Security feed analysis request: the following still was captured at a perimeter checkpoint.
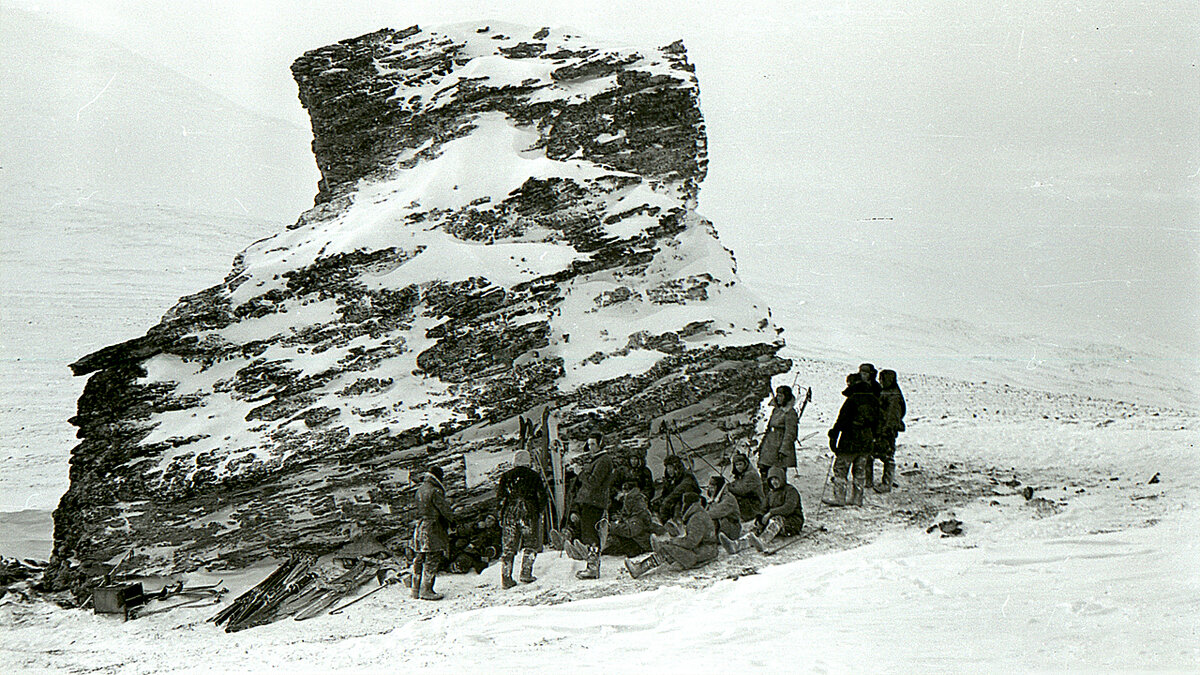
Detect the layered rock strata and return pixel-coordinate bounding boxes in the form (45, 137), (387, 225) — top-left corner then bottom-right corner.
(49, 23), (788, 591)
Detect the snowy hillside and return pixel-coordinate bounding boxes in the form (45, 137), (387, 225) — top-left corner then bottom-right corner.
(48, 24), (787, 588)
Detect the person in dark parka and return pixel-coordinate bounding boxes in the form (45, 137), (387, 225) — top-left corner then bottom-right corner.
(825, 374), (880, 507)
(496, 450), (548, 588)
(728, 453), (766, 521)
(604, 480), (660, 557)
(412, 465), (455, 600)
(654, 454), (700, 523)
(874, 369), (907, 493)
(757, 385), (798, 480)
(573, 431), (615, 579)
(626, 453), (657, 502)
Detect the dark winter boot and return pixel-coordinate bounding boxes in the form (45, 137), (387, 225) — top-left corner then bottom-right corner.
(575, 547), (601, 579)
(863, 457), (875, 490)
(875, 459), (895, 493)
(500, 558), (517, 590)
(719, 532), (751, 554)
(822, 483), (847, 507)
(848, 484), (864, 507)
(410, 561), (421, 599)
(624, 553), (663, 579)
(419, 563), (443, 601)
(519, 550), (537, 583)
(748, 518), (782, 552)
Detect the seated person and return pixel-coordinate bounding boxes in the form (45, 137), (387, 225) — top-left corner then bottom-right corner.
(720, 467), (804, 553)
(728, 453), (766, 522)
(626, 491), (719, 578)
(705, 475), (742, 540)
(653, 454), (700, 524)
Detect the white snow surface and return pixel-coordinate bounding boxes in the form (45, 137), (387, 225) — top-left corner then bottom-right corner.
(4, 398), (1197, 672)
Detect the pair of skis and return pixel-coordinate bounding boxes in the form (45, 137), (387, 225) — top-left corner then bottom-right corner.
(210, 554), (318, 632)
(518, 406), (566, 536)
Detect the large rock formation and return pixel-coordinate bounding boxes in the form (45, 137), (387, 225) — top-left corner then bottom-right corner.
(49, 23), (788, 591)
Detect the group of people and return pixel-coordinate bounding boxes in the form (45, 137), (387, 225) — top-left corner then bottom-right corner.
(824, 363), (907, 507)
(404, 366), (905, 600)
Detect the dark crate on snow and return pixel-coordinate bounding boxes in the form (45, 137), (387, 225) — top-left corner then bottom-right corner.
(92, 582), (144, 619)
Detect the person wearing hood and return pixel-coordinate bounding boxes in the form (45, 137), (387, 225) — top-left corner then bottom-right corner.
(573, 430), (615, 579)
(653, 454), (700, 523)
(705, 475), (742, 540)
(757, 385), (798, 480)
(728, 453), (766, 521)
(874, 369), (907, 493)
(825, 373), (880, 507)
(720, 467), (803, 553)
(626, 491), (719, 578)
(496, 450), (548, 589)
(626, 452), (656, 502)
(412, 465), (455, 600)
(604, 479), (660, 556)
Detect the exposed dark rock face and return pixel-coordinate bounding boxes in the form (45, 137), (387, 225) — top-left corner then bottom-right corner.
(48, 23), (787, 595)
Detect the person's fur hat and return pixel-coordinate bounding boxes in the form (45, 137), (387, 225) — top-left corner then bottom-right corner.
(513, 450), (531, 467)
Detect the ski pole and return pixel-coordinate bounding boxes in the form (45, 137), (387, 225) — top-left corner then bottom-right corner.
(328, 582), (389, 615)
(816, 453), (835, 513)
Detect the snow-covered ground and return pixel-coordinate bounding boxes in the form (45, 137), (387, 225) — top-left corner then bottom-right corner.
(1, 4), (1197, 671)
(3, 371), (1196, 672)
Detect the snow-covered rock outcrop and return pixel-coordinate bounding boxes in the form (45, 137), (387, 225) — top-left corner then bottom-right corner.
(50, 24), (788, 590)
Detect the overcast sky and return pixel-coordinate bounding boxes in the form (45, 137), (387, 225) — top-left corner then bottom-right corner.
(7, 0), (1200, 367)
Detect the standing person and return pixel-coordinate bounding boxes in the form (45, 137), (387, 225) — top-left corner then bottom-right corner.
(874, 369), (907, 493)
(705, 475), (742, 540)
(720, 467), (804, 553)
(728, 453), (766, 522)
(573, 430), (615, 580)
(757, 385), (798, 482)
(857, 364), (883, 486)
(496, 450), (547, 589)
(858, 363), (882, 394)
(825, 373), (880, 507)
(412, 465), (454, 601)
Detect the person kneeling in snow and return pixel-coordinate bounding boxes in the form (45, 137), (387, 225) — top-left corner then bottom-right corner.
(626, 491), (719, 578)
(720, 468), (804, 553)
(496, 450), (547, 589)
